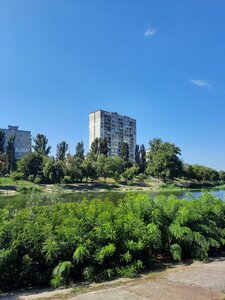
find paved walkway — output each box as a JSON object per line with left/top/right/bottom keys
{"left": 1, "top": 258, "right": 225, "bottom": 300}
{"left": 72, "top": 258, "right": 225, "bottom": 300}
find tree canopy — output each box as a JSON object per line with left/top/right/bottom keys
{"left": 33, "top": 134, "right": 51, "bottom": 156}
{"left": 0, "top": 130, "right": 5, "bottom": 153}
{"left": 90, "top": 137, "right": 108, "bottom": 156}
{"left": 120, "top": 142, "right": 129, "bottom": 166}
{"left": 56, "top": 141, "right": 68, "bottom": 161}
{"left": 7, "top": 135, "right": 16, "bottom": 172}
{"left": 147, "top": 138, "right": 183, "bottom": 182}
{"left": 75, "top": 141, "right": 85, "bottom": 160}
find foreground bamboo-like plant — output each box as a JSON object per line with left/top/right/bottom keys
{"left": 0, "top": 193, "right": 224, "bottom": 291}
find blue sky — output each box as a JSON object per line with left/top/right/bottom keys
{"left": 0, "top": 0, "right": 225, "bottom": 170}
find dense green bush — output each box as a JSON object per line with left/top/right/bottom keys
{"left": 10, "top": 171, "right": 24, "bottom": 181}
{"left": 0, "top": 193, "right": 224, "bottom": 291}
{"left": 16, "top": 185, "right": 43, "bottom": 194}
{"left": 62, "top": 176, "right": 73, "bottom": 184}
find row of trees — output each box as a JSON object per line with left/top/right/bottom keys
{"left": 146, "top": 138, "right": 225, "bottom": 183}
{"left": 0, "top": 133, "right": 147, "bottom": 184}
{"left": 0, "top": 131, "right": 224, "bottom": 184}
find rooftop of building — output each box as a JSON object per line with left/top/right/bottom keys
{"left": 89, "top": 109, "right": 136, "bottom": 121}
{"left": 0, "top": 125, "right": 31, "bottom": 133}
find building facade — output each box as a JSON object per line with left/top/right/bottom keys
{"left": 0, "top": 126, "right": 31, "bottom": 159}
{"left": 89, "top": 110, "right": 136, "bottom": 161}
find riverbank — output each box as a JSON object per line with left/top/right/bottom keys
{"left": 1, "top": 177, "right": 225, "bottom": 196}
{"left": 0, "top": 177, "right": 168, "bottom": 195}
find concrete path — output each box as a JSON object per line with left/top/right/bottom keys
{"left": 71, "top": 258, "right": 225, "bottom": 300}
{"left": 1, "top": 258, "right": 225, "bottom": 300}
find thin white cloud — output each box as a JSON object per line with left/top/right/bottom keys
{"left": 144, "top": 28, "right": 157, "bottom": 36}
{"left": 190, "top": 79, "right": 212, "bottom": 89}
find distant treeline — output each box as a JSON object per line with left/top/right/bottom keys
{"left": 0, "top": 131, "right": 224, "bottom": 184}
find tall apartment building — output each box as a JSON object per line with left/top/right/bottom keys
{"left": 89, "top": 110, "right": 136, "bottom": 161}
{"left": 0, "top": 125, "right": 31, "bottom": 159}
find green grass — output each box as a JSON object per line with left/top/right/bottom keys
{"left": 0, "top": 177, "right": 41, "bottom": 195}
{"left": 0, "top": 177, "right": 36, "bottom": 187}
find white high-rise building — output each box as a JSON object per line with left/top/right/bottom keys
{"left": 0, "top": 125, "right": 31, "bottom": 159}
{"left": 89, "top": 110, "right": 136, "bottom": 161}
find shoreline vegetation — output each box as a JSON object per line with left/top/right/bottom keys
{"left": 1, "top": 176, "right": 225, "bottom": 196}
{"left": 0, "top": 192, "right": 224, "bottom": 292}
{"left": 1, "top": 134, "right": 225, "bottom": 197}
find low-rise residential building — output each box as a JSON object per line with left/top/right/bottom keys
{"left": 0, "top": 125, "right": 31, "bottom": 159}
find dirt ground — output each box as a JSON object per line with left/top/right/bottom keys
{"left": 0, "top": 181, "right": 156, "bottom": 195}
{"left": 1, "top": 257, "right": 225, "bottom": 300}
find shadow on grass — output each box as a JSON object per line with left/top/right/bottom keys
{"left": 63, "top": 182, "right": 120, "bottom": 192}
{"left": 0, "top": 186, "right": 17, "bottom": 191}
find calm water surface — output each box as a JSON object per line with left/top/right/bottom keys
{"left": 0, "top": 188, "right": 224, "bottom": 209}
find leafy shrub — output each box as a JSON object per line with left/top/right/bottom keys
{"left": 63, "top": 176, "right": 73, "bottom": 184}
{"left": 51, "top": 261, "right": 72, "bottom": 287}
{"left": 18, "top": 186, "right": 43, "bottom": 194}
{"left": 16, "top": 186, "right": 31, "bottom": 193}
{"left": 28, "top": 175, "right": 35, "bottom": 182}
{"left": 113, "top": 171, "right": 121, "bottom": 183}
{"left": 34, "top": 176, "right": 42, "bottom": 184}
{"left": 136, "top": 173, "right": 147, "bottom": 182}
{"left": 170, "top": 244, "right": 181, "bottom": 261}
{"left": 73, "top": 245, "right": 90, "bottom": 263}
{"left": 0, "top": 193, "right": 224, "bottom": 291}
{"left": 10, "top": 171, "right": 24, "bottom": 181}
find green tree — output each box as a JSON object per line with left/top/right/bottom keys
{"left": 0, "top": 153, "right": 8, "bottom": 176}
{"left": 149, "top": 138, "right": 163, "bottom": 153}
{"left": 43, "top": 157, "right": 65, "bottom": 183}
{"left": 7, "top": 135, "right": 16, "bottom": 172}
{"left": 113, "top": 156, "right": 124, "bottom": 175}
{"left": 33, "top": 134, "right": 51, "bottom": 156}
{"left": 0, "top": 130, "right": 5, "bottom": 153}
{"left": 75, "top": 141, "right": 85, "bottom": 160}
{"left": 18, "top": 152, "right": 44, "bottom": 180}
{"left": 90, "top": 138, "right": 108, "bottom": 156}
{"left": 66, "top": 156, "right": 84, "bottom": 182}
{"left": 135, "top": 145, "right": 140, "bottom": 165}
{"left": 184, "top": 164, "right": 220, "bottom": 182}
{"left": 146, "top": 139, "right": 183, "bottom": 182}
{"left": 90, "top": 137, "right": 99, "bottom": 155}
{"left": 99, "top": 138, "right": 108, "bottom": 156}
{"left": 96, "top": 154, "right": 115, "bottom": 181}
{"left": 120, "top": 142, "right": 129, "bottom": 166}
{"left": 139, "top": 144, "right": 146, "bottom": 173}
{"left": 82, "top": 155, "right": 98, "bottom": 182}
{"left": 219, "top": 170, "right": 225, "bottom": 182}
{"left": 122, "top": 166, "right": 138, "bottom": 182}
{"left": 56, "top": 141, "right": 68, "bottom": 161}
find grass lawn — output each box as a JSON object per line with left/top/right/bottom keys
{"left": 0, "top": 177, "right": 38, "bottom": 188}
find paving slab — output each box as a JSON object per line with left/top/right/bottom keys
{"left": 70, "top": 259, "right": 225, "bottom": 300}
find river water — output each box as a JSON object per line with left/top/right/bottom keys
{"left": 150, "top": 188, "right": 225, "bottom": 200}
{"left": 0, "top": 188, "right": 224, "bottom": 209}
